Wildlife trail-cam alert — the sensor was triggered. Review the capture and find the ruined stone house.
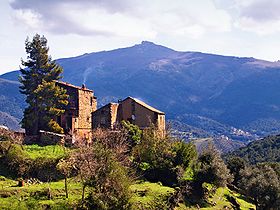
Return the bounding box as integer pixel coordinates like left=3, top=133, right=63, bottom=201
left=55, top=81, right=97, bottom=140
left=53, top=82, right=165, bottom=140
left=92, top=97, right=165, bottom=135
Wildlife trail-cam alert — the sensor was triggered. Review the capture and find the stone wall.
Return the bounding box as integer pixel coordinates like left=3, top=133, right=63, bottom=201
left=92, top=103, right=119, bottom=129
left=75, top=89, right=97, bottom=140
left=118, top=98, right=166, bottom=135
left=92, top=104, right=111, bottom=129
left=39, top=130, right=65, bottom=145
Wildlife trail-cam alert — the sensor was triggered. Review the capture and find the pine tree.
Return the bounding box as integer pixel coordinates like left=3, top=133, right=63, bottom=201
left=19, top=34, right=68, bottom=135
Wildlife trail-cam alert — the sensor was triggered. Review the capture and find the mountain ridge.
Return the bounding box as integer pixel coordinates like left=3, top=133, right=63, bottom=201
left=1, top=41, right=280, bottom=141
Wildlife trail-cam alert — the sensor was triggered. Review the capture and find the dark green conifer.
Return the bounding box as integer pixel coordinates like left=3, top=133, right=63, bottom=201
left=19, top=34, right=68, bottom=135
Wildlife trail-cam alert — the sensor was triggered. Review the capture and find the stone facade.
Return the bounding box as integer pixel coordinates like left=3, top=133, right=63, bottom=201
left=92, top=97, right=165, bottom=135
left=56, top=81, right=97, bottom=140
left=26, top=80, right=165, bottom=143
left=92, top=103, right=119, bottom=129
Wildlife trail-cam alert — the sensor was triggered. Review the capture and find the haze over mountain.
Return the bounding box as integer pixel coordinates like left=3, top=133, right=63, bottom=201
left=1, top=41, right=280, bottom=142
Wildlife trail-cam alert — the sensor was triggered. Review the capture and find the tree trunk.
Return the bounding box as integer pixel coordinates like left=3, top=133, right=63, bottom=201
left=65, top=177, right=68, bottom=198
left=82, top=185, right=86, bottom=204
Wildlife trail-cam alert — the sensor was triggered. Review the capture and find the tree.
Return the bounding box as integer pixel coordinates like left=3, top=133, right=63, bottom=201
left=132, top=126, right=177, bottom=186
left=69, top=129, right=132, bottom=210
left=57, top=156, right=76, bottom=198
left=239, top=164, right=280, bottom=209
left=195, top=144, right=233, bottom=188
left=226, top=156, right=247, bottom=186
left=19, top=34, right=68, bottom=135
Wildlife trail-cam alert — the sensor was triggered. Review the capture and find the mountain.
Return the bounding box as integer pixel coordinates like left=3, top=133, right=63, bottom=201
left=1, top=41, right=280, bottom=140
left=0, top=78, right=24, bottom=119
left=225, top=135, right=280, bottom=164
left=0, top=111, right=21, bottom=131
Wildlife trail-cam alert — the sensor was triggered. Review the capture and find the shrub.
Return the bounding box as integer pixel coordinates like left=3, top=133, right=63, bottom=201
left=85, top=159, right=132, bottom=210
left=32, top=157, right=62, bottom=181
left=5, top=144, right=31, bottom=177
left=2, top=143, right=65, bottom=181
left=132, top=127, right=176, bottom=186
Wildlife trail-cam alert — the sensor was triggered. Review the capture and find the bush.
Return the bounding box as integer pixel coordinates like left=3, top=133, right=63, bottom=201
left=70, top=130, right=133, bottom=210
left=85, top=159, right=131, bottom=210
left=132, top=127, right=176, bottom=186
left=5, top=144, right=31, bottom=177
left=3, top=143, right=65, bottom=181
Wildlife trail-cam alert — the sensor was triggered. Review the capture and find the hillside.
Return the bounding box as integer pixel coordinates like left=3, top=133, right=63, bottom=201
left=1, top=41, right=280, bottom=139
left=0, top=78, right=24, bottom=120
left=169, top=120, right=246, bottom=153
left=225, top=135, right=280, bottom=164
left=0, top=111, right=21, bottom=131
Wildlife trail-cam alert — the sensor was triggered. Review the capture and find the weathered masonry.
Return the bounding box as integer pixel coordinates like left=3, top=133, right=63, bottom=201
left=92, top=97, right=165, bottom=135
left=55, top=81, right=97, bottom=140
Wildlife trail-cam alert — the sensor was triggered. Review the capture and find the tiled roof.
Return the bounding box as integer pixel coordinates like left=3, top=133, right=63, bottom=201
left=125, top=97, right=165, bottom=114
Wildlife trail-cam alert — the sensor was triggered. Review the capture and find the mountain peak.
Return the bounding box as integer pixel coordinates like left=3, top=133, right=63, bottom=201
left=140, top=41, right=156, bottom=45
left=132, top=41, right=175, bottom=54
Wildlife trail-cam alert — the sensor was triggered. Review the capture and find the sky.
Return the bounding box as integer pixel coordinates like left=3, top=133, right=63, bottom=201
left=1, top=0, right=280, bottom=74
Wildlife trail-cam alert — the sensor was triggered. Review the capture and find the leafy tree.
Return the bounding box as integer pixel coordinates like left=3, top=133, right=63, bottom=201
left=226, top=156, right=247, bottom=186
left=173, top=141, right=197, bottom=168
left=121, top=120, right=142, bottom=146
left=239, top=164, right=280, bottom=209
left=195, top=145, right=233, bottom=188
left=19, top=34, right=68, bottom=135
left=132, top=126, right=176, bottom=185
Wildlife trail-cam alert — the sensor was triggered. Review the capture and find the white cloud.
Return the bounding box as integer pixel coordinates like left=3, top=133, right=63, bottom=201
left=9, top=0, right=232, bottom=39
left=13, top=9, right=42, bottom=30
left=215, top=0, right=280, bottom=35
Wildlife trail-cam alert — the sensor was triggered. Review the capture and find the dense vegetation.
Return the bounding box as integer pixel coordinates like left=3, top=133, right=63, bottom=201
left=0, top=124, right=257, bottom=210
left=226, top=135, right=280, bottom=164
left=224, top=135, right=280, bottom=209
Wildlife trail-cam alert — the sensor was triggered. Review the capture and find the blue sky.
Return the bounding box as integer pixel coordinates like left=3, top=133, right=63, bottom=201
left=1, top=0, right=280, bottom=74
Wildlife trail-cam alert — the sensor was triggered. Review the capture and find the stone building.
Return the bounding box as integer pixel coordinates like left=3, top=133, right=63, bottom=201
left=92, top=97, right=165, bottom=135
left=92, top=103, right=119, bottom=129
left=55, top=81, right=97, bottom=140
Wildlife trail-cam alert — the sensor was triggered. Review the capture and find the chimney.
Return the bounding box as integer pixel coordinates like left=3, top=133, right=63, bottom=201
left=82, top=84, right=86, bottom=89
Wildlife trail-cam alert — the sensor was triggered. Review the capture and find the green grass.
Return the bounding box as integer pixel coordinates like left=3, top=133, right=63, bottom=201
left=129, top=181, right=175, bottom=209
left=200, top=187, right=255, bottom=210
left=174, top=187, right=255, bottom=210
left=0, top=177, right=82, bottom=210
left=0, top=176, right=256, bottom=210
left=22, top=144, right=69, bottom=160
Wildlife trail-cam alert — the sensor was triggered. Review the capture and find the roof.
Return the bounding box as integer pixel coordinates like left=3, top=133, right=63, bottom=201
left=55, top=80, right=93, bottom=92
left=124, top=97, right=165, bottom=114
